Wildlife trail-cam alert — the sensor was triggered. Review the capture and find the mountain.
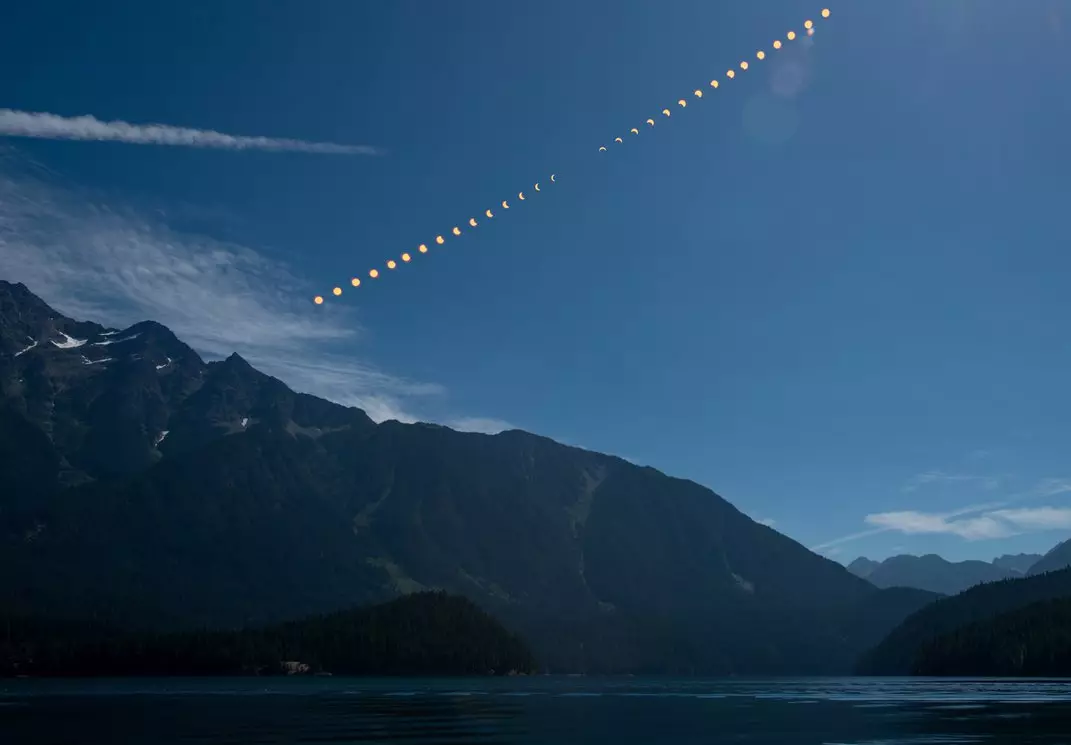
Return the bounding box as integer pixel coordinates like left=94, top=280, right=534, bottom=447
left=846, top=554, right=1018, bottom=595
left=0, top=280, right=935, bottom=674
left=1, top=591, right=536, bottom=677
left=1026, top=539, right=1071, bottom=576
left=846, top=557, right=879, bottom=579
left=912, top=597, right=1071, bottom=677
left=857, top=566, right=1071, bottom=675
left=992, top=553, right=1043, bottom=575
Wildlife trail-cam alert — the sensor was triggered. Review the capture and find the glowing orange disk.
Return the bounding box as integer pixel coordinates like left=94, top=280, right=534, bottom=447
left=787, top=30, right=796, bottom=40
left=694, top=89, right=703, bottom=98
left=332, top=287, right=342, bottom=296
left=313, top=295, right=324, bottom=305
left=773, top=40, right=782, bottom=49
left=351, top=277, right=360, bottom=287
left=387, top=260, right=397, bottom=269
left=452, top=226, right=461, bottom=236
left=436, top=235, right=445, bottom=244
left=419, top=244, right=428, bottom=253
left=401, top=253, right=411, bottom=262
left=710, top=79, right=719, bottom=88
left=662, top=108, right=671, bottom=116
left=727, top=69, right=736, bottom=79
left=757, top=50, right=765, bottom=60
left=822, top=8, right=830, bottom=18
left=369, top=269, right=379, bottom=278
left=740, top=61, right=749, bottom=70
left=678, top=99, right=687, bottom=107
left=804, top=19, right=813, bottom=29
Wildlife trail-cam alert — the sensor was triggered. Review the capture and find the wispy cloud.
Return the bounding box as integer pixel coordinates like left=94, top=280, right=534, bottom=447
left=990, top=507, right=1071, bottom=532
left=902, top=470, right=1000, bottom=493
left=813, top=479, right=1071, bottom=552
left=865, top=511, right=1011, bottom=540
left=756, top=517, right=777, bottom=528
left=446, top=417, right=516, bottom=435
left=0, top=162, right=484, bottom=426
left=0, top=109, right=381, bottom=156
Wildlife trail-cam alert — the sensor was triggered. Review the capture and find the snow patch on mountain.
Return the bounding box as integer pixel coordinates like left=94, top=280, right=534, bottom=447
left=92, top=333, right=141, bottom=346
left=51, top=331, right=86, bottom=349
left=14, top=338, right=38, bottom=357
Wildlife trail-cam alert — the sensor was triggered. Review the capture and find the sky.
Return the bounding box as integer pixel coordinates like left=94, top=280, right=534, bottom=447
left=1, top=0, right=1070, bottom=564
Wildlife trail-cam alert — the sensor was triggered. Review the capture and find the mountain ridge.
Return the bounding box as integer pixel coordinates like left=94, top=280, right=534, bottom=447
left=846, top=552, right=1040, bottom=595
left=1, top=280, right=935, bottom=674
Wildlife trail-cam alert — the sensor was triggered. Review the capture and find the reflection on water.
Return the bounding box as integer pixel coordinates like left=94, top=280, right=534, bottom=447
left=2, top=678, right=1071, bottom=744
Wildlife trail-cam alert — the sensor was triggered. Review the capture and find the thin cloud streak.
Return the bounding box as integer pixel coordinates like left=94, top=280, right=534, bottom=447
left=0, top=109, right=381, bottom=156
left=902, top=470, right=1000, bottom=493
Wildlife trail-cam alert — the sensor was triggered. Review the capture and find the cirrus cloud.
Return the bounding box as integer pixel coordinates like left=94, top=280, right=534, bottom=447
left=0, top=109, right=382, bottom=156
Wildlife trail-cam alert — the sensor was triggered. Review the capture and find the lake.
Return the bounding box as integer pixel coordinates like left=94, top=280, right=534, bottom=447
left=3, top=677, right=1071, bottom=744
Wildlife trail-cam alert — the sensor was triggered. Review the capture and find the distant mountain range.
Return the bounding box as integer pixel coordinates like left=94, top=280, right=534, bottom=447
left=846, top=552, right=1048, bottom=596
left=0, top=280, right=936, bottom=675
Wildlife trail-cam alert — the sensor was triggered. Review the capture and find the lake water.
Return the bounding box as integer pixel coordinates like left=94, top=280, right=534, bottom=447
left=3, top=677, right=1071, bottom=744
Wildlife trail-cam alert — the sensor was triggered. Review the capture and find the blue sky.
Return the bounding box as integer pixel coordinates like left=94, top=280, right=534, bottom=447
left=2, top=0, right=1070, bottom=563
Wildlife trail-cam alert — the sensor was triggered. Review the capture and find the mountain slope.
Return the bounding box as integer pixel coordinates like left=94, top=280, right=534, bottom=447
left=847, top=553, right=1017, bottom=595
left=1, top=280, right=931, bottom=674
left=857, top=567, right=1071, bottom=675
left=1027, top=539, right=1071, bottom=576
left=912, top=597, right=1071, bottom=677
